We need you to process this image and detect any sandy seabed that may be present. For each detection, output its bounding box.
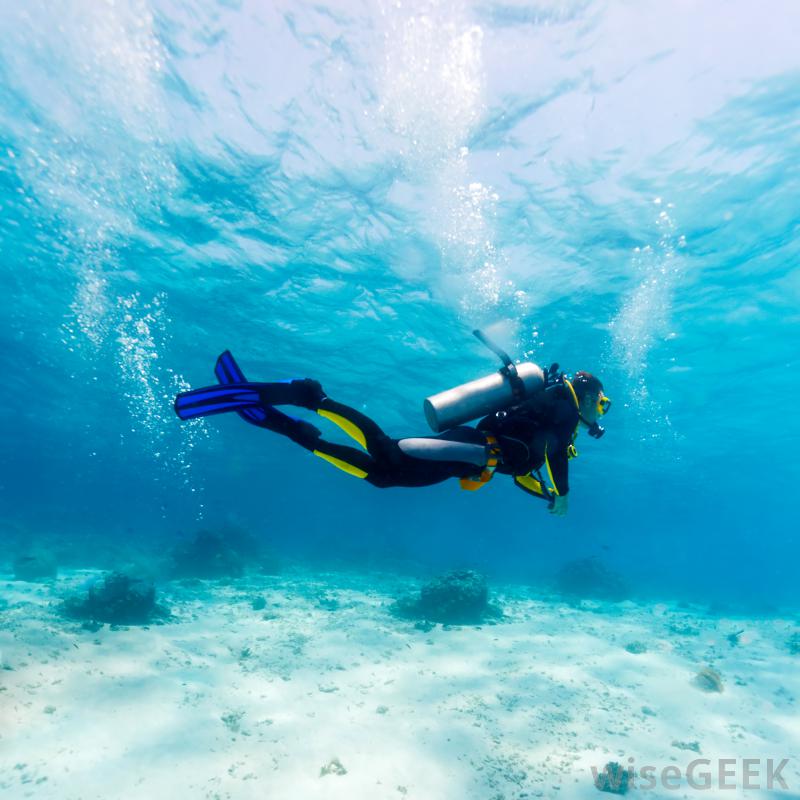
[1,569,798,800]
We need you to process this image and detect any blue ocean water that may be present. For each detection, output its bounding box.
[1,0,798,609]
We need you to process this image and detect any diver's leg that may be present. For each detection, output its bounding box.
[255,380,390,450]
[295,397,490,487]
[396,437,488,467]
[314,398,390,453]
[274,395,393,481]
[177,368,413,485]
[245,405,322,444]
[249,382,394,463]
[253,378,327,409]
[300,437,377,480]
[251,376,393,455]
[266,392,409,486]
[249,384,392,457]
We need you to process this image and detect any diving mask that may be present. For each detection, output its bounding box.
[597,393,611,416]
[585,391,611,438]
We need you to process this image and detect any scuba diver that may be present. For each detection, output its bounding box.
[173,331,611,516]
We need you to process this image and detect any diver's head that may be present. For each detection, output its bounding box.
[572,371,611,437]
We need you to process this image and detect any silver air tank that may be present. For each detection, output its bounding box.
[424,361,545,432]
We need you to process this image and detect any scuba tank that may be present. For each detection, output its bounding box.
[423,330,545,432]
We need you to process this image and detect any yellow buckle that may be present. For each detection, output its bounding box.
[567,443,578,459]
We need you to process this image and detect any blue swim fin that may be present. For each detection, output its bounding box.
[174,382,265,421]
[176,350,320,444]
[215,350,270,425]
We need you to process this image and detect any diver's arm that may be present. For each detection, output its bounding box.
[541,437,570,515]
[544,442,569,497]
[543,385,580,504]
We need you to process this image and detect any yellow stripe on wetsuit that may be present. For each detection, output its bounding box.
[317,409,367,449]
[311,408,370,478]
[312,449,368,479]
[543,444,560,496]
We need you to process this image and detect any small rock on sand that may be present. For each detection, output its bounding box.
[320,757,347,777]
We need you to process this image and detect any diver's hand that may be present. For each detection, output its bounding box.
[550,494,568,516]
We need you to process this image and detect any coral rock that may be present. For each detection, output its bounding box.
[320,758,347,777]
[693,666,724,693]
[624,641,648,655]
[594,761,632,794]
[63,572,166,625]
[394,569,498,625]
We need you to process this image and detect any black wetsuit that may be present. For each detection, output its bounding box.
[290,395,490,488]
[174,358,580,498]
[280,382,579,496]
